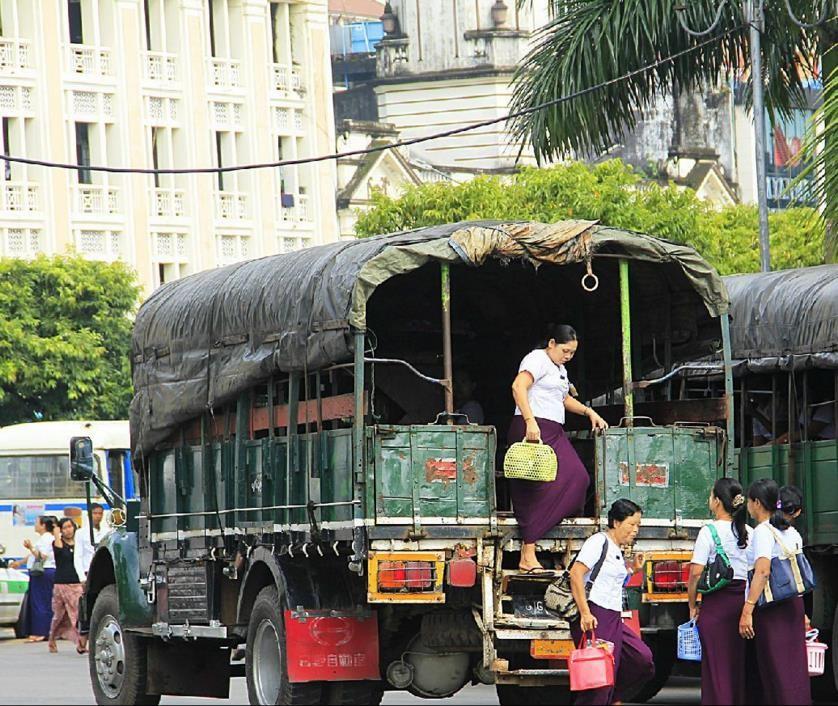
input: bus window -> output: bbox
[0,455,78,499]
[107,451,124,500]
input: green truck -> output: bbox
[671,264,838,698]
[73,220,736,705]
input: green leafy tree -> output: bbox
[0,254,140,425]
[353,160,824,275]
[509,0,836,262]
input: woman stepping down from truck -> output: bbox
[569,499,654,705]
[687,477,752,705]
[509,324,609,572]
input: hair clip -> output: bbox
[776,500,783,510]
[732,494,745,508]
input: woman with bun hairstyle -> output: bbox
[568,499,654,706]
[687,478,752,705]
[509,324,609,571]
[740,478,810,705]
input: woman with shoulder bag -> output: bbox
[509,325,609,572]
[740,479,811,705]
[568,499,654,705]
[18,515,57,642]
[687,478,752,705]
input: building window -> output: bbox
[75,122,91,184]
[1,227,42,257]
[216,232,251,265]
[68,0,84,44]
[75,228,122,260]
[152,231,190,286]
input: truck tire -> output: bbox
[245,585,323,705]
[88,585,160,706]
[14,591,28,639]
[496,684,572,705]
[321,681,383,705]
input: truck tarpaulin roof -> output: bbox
[130,220,728,455]
[724,264,838,373]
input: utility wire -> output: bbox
[0,25,744,176]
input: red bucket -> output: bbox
[569,631,616,692]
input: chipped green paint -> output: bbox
[598,425,724,520]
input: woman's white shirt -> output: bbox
[31,532,56,569]
[750,521,803,563]
[691,520,753,581]
[514,349,570,425]
[576,532,627,613]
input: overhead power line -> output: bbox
[0,25,745,176]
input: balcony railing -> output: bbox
[278,194,312,224]
[73,185,119,216]
[271,64,303,94]
[144,51,177,83]
[215,191,247,221]
[0,39,30,72]
[207,58,241,89]
[66,44,112,77]
[0,182,38,212]
[150,187,185,219]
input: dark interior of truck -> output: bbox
[364,257,725,516]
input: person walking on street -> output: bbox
[569,499,655,705]
[687,478,752,705]
[12,515,57,642]
[740,478,811,705]
[48,517,86,654]
[509,325,609,571]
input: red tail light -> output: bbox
[651,561,691,592]
[378,561,434,591]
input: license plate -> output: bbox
[530,638,574,660]
[512,595,552,619]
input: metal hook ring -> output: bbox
[581,273,599,292]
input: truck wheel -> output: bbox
[245,585,323,705]
[88,585,160,706]
[321,681,383,705]
[14,591,28,639]
[496,684,571,705]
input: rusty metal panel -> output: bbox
[598,426,723,520]
[372,425,495,524]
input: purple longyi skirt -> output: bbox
[753,596,811,705]
[697,579,747,705]
[507,416,590,543]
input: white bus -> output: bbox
[0,420,134,560]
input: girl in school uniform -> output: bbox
[569,499,655,705]
[740,478,811,705]
[687,478,752,705]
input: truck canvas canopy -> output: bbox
[131,220,728,456]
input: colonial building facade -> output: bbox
[0,0,337,291]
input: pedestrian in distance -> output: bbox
[509,324,609,572]
[48,517,86,654]
[687,477,752,705]
[10,515,58,642]
[740,478,811,705]
[569,499,655,706]
[74,502,110,651]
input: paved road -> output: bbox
[0,628,699,705]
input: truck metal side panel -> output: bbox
[370,425,496,524]
[598,426,724,520]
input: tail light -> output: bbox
[368,551,445,603]
[377,561,434,591]
[650,561,691,592]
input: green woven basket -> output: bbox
[503,440,558,482]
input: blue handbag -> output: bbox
[749,525,815,607]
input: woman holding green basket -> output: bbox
[687,478,752,705]
[508,324,609,572]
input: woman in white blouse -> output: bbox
[740,478,810,705]
[16,515,57,642]
[568,499,654,705]
[687,477,752,705]
[509,325,608,571]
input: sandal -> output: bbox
[25,636,46,643]
[76,646,88,654]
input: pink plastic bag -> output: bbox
[569,630,616,692]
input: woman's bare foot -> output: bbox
[25,635,45,643]
[519,542,544,572]
[48,641,57,653]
